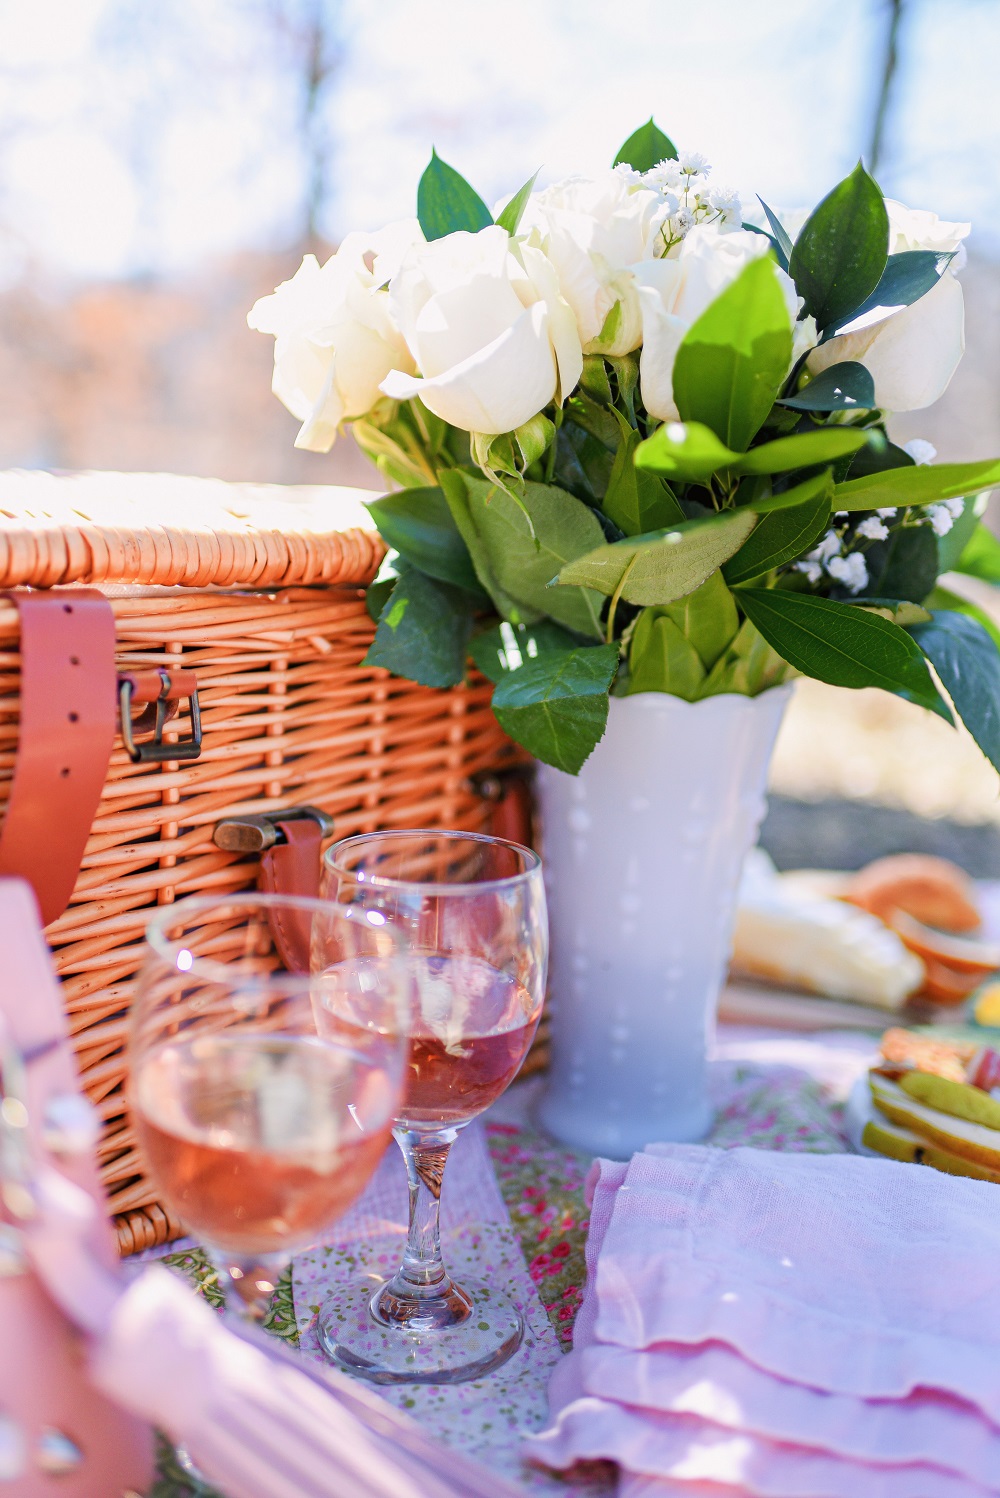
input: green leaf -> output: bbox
[672,256,793,451]
[954,521,1000,583]
[859,524,939,604]
[847,431,914,478]
[634,420,738,482]
[607,354,640,423]
[491,644,620,773]
[443,470,606,636]
[613,118,677,172]
[558,508,758,606]
[514,413,556,469]
[364,569,473,688]
[780,361,876,412]
[757,198,794,268]
[736,587,947,714]
[909,610,1000,772]
[626,610,705,699]
[440,469,541,623]
[495,169,539,235]
[417,149,492,241]
[926,584,1000,652]
[856,598,932,628]
[366,487,485,596]
[788,162,889,332]
[833,459,1000,512]
[659,569,740,669]
[580,355,613,406]
[935,496,981,573]
[741,469,835,514]
[470,619,579,683]
[843,250,953,327]
[700,616,792,698]
[605,426,686,533]
[366,552,408,622]
[724,482,831,586]
[731,428,870,476]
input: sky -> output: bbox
[0,0,998,281]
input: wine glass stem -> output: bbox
[372,1126,472,1328]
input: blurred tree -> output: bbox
[868,0,906,177]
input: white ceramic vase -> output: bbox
[536,686,792,1158]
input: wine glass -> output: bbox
[314,830,547,1385]
[130,893,409,1322]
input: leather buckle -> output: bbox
[118,668,202,763]
[212,805,334,855]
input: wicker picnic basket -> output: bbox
[0,470,537,1254]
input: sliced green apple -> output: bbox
[862,1116,1000,1183]
[899,1070,1000,1131]
[869,1073,1000,1172]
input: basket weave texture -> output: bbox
[0,472,530,1253]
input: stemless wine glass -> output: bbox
[130,893,409,1323]
[314,830,547,1384]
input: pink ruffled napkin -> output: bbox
[525,1144,1000,1497]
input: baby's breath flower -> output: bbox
[926,503,956,537]
[942,497,966,519]
[876,507,898,518]
[643,159,685,193]
[856,516,889,541]
[827,553,869,593]
[903,438,938,465]
[612,162,645,186]
[794,560,823,584]
[807,530,843,564]
[678,149,711,176]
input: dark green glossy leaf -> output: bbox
[743,470,834,515]
[495,169,539,235]
[626,610,705,699]
[558,508,757,606]
[672,256,793,451]
[758,197,794,269]
[724,482,831,586]
[366,486,485,596]
[736,587,946,714]
[841,250,953,327]
[926,585,1000,652]
[833,459,1000,511]
[788,162,889,332]
[442,470,606,637]
[417,150,492,241]
[364,569,474,688]
[613,118,677,171]
[491,644,620,774]
[780,361,876,411]
[909,610,1000,772]
[954,521,1000,583]
[847,431,914,478]
[858,524,939,604]
[936,496,981,573]
[470,619,579,683]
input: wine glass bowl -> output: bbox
[130,892,408,1316]
[315,830,547,1384]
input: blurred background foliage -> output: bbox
[3,0,1000,855]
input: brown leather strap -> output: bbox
[0,592,116,926]
[258,818,324,972]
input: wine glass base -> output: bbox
[317,1278,524,1384]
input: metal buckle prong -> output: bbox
[212,805,334,855]
[119,668,202,764]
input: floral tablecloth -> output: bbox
[152,1027,878,1496]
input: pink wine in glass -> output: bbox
[133,1033,394,1255]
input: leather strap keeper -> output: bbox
[0,592,116,926]
[259,817,326,972]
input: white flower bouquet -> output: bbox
[251,120,1000,775]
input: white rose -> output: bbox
[380,224,582,437]
[519,171,666,355]
[633,226,800,422]
[247,221,418,452]
[885,198,971,261]
[806,270,965,412]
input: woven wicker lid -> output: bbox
[0,469,385,589]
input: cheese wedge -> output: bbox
[862,1117,1000,1183]
[870,1073,1000,1171]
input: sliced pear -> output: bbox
[869,1073,1000,1172]
[900,1070,1000,1130]
[862,1117,1000,1183]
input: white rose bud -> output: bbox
[247,220,419,452]
[380,224,582,437]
